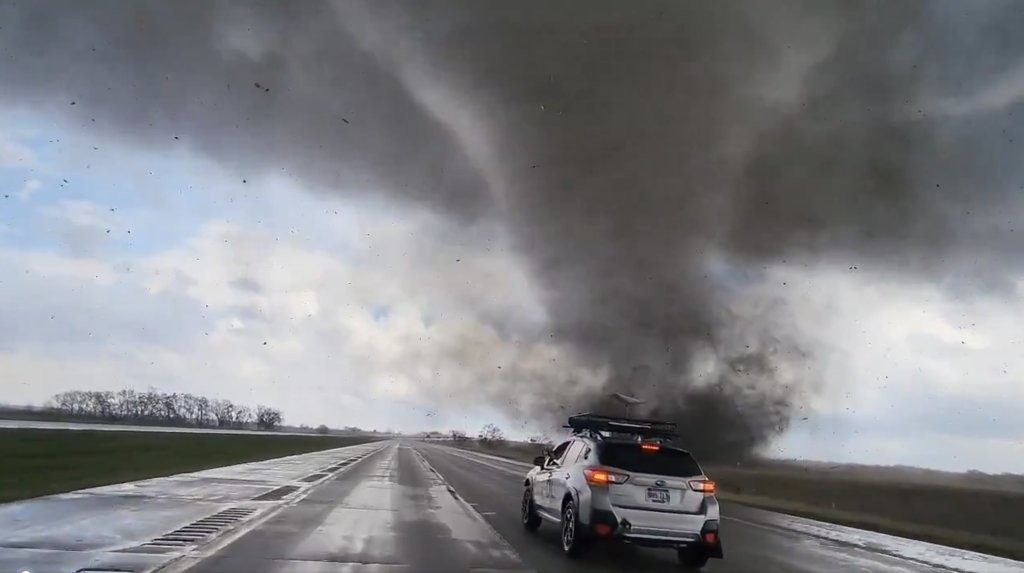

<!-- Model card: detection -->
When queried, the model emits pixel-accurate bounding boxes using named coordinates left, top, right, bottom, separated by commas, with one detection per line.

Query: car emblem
left=655, top=479, right=666, bottom=487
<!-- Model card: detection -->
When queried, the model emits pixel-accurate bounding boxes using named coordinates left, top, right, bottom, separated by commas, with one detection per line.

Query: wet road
left=172, top=442, right=1024, bottom=573
left=178, top=443, right=525, bottom=573
left=0, top=441, right=385, bottom=573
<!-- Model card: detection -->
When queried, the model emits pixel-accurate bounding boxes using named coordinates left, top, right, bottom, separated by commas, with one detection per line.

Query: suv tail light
left=688, top=479, right=716, bottom=494
left=585, top=468, right=630, bottom=485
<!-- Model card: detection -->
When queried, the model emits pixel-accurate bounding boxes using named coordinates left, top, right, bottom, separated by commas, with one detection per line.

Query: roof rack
left=564, top=413, right=677, bottom=440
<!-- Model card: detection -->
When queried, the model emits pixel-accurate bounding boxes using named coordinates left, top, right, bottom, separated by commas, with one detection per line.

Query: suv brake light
left=585, top=468, right=629, bottom=485
left=688, top=479, right=716, bottom=494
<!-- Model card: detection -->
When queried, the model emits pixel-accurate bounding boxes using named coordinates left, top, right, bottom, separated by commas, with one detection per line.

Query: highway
left=170, top=443, right=1022, bottom=573
left=4, top=441, right=1022, bottom=573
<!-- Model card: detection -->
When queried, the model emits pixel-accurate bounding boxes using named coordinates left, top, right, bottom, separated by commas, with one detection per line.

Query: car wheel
left=677, top=547, right=709, bottom=570
left=560, top=499, right=586, bottom=558
left=521, top=488, right=541, bottom=531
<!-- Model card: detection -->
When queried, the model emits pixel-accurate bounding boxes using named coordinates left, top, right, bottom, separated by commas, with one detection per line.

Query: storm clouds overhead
left=2, top=0, right=1024, bottom=460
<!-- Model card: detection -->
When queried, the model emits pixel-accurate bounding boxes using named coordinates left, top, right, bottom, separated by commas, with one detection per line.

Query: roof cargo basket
left=565, top=413, right=677, bottom=439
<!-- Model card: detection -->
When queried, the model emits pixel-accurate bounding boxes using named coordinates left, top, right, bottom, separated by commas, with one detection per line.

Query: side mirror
left=533, top=455, right=546, bottom=467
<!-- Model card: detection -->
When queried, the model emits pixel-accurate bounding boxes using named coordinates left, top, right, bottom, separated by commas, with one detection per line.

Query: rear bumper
left=588, top=509, right=723, bottom=557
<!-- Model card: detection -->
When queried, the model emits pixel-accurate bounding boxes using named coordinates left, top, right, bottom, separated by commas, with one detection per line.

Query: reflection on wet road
left=181, top=443, right=526, bottom=573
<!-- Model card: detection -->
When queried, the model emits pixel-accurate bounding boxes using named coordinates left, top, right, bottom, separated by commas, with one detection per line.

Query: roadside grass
left=710, top=466, right=1024, bottom=561
left=0, top=429, right=379, bottom=503
left=715, top=490, right=1024, bottom=562
left=447, top=440, right=1024, bottom=562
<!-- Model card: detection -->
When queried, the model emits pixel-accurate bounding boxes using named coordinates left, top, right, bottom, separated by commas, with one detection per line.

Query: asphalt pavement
left=176, top=442, right=526, bottom=573
left=164, top=442, right=1024, bottom=573
left=0, top=442, right=385, bottom=573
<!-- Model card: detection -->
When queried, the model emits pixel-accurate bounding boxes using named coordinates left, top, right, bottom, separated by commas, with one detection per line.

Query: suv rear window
left=597, top=443, right=702, bottom=477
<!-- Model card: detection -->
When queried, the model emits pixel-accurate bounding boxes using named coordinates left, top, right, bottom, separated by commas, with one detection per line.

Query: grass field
left=451, top=440, right=1024, bottom=561
left=710, top=466, right=1024, bottom=560
left=0, top=428, right=379, bottom=503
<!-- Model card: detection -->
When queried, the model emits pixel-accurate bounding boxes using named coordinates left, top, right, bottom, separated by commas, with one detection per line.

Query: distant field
left=448, top=440, right=1024, bottom=561
left=0, top=429, right=379, bottom=503
left=710, top=466, right=1024, bottom=561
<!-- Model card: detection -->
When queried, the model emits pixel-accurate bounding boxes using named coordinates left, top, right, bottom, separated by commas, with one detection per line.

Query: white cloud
left=0, top=133, right=37, bottom=167
left=0, top=208, right=598, bottom=432
left=0, top=351, right=128, bottom=406
left=0, top=249, right=118, bottom=285
left=38, top=200, right=123, bottom=258
left=136, top=216, right=598, bottom=407
left=928, top=60, right=1024, bottom=117
left=749, top=260, right=1024, bottom=471
left=15, top=178, right=42, bottom=201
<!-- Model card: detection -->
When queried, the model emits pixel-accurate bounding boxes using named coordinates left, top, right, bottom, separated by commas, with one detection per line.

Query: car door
left=535, top=440, right=570, bottom=512
left=550, top=440, right=585, bottom=511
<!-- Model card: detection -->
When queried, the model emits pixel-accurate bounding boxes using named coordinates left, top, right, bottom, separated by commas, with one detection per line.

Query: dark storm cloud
left=0, top=0, right=491, bottom=219
left=3, top=0, right=1024, bottom=459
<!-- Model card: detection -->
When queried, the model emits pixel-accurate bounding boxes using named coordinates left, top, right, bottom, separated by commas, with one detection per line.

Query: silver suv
left=521, top=414, right=723, bottom=569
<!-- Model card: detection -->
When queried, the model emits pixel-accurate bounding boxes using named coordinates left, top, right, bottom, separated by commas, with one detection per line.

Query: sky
left=0, top=107, right=534, bottom=435
left=2, top=1, right=1024, bottom=473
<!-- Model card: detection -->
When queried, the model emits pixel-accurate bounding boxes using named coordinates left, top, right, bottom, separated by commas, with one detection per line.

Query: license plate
left=646, top=487, right=670, bottom=504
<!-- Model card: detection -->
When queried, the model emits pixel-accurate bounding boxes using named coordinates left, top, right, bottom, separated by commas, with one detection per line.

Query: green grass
left=709, top=466, right=1024, bottom=561
left=0, top=429, right=379, bottom=503
left=715, top=491, right=1024, bottom=561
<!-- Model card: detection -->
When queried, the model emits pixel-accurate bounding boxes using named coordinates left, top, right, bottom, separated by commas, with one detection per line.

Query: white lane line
left=151, top=442, right=393, bottom=573
left=411, top=446, right=534, bottom=572
left=424, top=444, right=528, bottom=477
left=438, top=445, right=533, bottom=469
left=722, top=514, right=789, bottom=533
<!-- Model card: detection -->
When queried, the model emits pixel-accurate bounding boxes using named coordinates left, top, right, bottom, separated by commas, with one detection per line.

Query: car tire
left=677, top=547, right=709, bottom=570
left=521, top=488, right=541, bottom=532
left=560, top=499, right=586, bottom=558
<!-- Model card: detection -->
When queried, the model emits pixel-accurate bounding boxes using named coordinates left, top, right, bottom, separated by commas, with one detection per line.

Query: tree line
left=47, top=389, right=284, bottom=429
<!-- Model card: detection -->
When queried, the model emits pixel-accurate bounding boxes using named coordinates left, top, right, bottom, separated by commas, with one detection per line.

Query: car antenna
left=608, top=392, right=646, bottom=418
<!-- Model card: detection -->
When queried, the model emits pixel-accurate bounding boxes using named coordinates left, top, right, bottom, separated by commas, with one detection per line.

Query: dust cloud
left=2, top=0, right=1022, bottom=459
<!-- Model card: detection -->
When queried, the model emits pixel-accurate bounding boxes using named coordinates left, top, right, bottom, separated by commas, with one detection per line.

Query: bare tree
left=177, top=393, right=196, bottom=424
left=212, top=399, right=235, bottom=427
left=194, top=396, right=211, bottom=426
left=234, top=405, right=253, bottom=428
left=478, top=423, right=506, bottom=445
left=45, top=387, right=275, bottom=430
left=256, top=405, right=283, bottom=430
left=50, top=390, right=87, bottom=416
left=114, top=389, right=137, bottom=420
left=137, top=390, right=160, bottom=420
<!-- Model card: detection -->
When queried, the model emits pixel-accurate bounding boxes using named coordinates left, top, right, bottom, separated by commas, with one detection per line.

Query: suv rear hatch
left=598, top=442, right=707, bottom=515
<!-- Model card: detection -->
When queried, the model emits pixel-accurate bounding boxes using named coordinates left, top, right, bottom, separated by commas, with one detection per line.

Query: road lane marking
left=151, top=442, right=392, bottom=573
left=425, top=444, right=528, bottom=477
left=411, top=445, right=534, bottom=572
